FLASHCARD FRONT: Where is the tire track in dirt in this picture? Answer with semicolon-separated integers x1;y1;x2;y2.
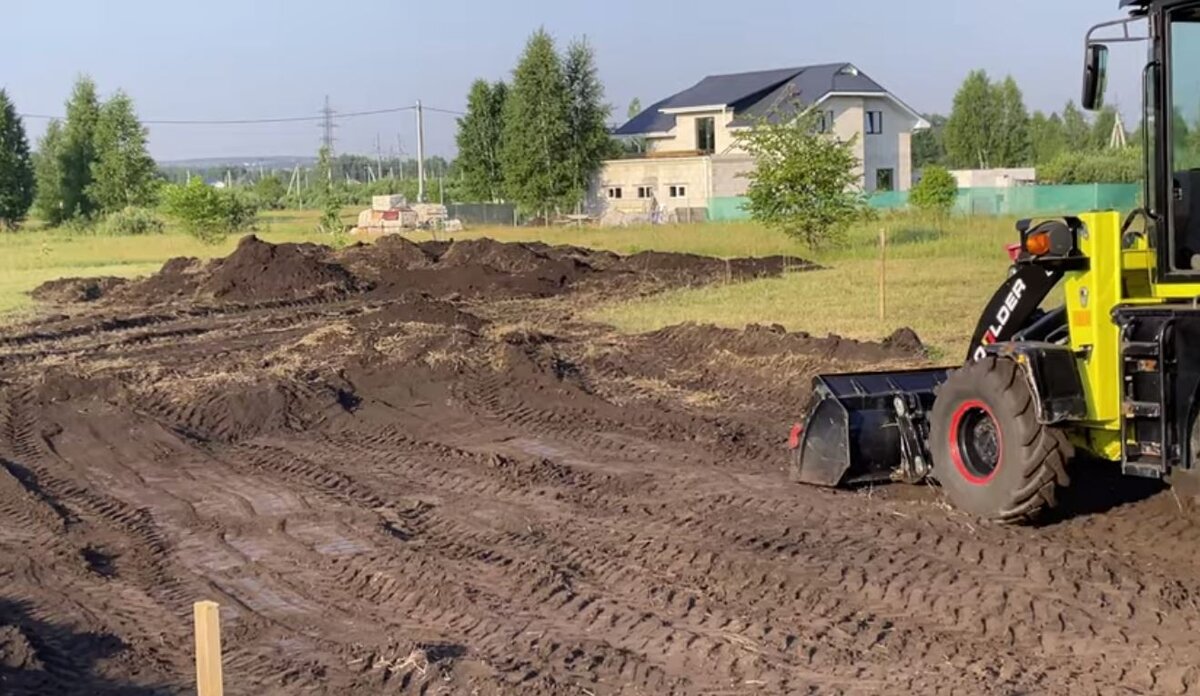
7;236;1200;694
211;429;1030;692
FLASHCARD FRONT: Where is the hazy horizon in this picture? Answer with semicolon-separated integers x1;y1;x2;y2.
6;0;1148;162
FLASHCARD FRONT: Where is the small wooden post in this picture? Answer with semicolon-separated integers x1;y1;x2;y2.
878;228;888;321
194;601;224;696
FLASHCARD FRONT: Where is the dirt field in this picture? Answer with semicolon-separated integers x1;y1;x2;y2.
2;235;1199;695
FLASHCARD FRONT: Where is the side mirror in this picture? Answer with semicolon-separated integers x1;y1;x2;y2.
1082;43;1110;110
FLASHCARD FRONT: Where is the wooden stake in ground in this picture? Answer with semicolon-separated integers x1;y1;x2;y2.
194;601;224;696
878;228;887;321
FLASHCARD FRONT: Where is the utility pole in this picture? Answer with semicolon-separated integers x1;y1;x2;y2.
375;133;384;182
416;100;426;203
396;135;405;180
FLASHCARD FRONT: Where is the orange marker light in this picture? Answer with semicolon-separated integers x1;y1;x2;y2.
1025;231;1052;256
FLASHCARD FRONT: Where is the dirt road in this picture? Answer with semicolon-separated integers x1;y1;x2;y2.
2;236;1199;695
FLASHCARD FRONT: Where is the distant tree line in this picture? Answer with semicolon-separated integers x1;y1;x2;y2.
913;70;1142;184
454;28;616;215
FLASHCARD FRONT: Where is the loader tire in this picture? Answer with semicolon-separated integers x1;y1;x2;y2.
930;356;1073;523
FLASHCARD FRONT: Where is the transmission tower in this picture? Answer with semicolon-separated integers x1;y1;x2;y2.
319;95;337;154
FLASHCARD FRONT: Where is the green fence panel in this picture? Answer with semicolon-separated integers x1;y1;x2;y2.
713;184;1140;222
954;184;1140;216
708;196;751;221
869;191;908;209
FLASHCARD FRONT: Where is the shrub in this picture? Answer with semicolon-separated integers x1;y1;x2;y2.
1039;148;1142;184
737;109;869;248
910;166;959;213
160;178;258;244
252;174;287;210
98;206;165;236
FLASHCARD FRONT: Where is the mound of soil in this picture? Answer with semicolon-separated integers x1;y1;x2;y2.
36;236;818;311
337;235;433;282
199;236;362;302
525;242;623;269
351;298;485;332
437;239;559;275
639;322;926;363
613;251;818;280
30;276;128;304
881;327;927;356
370;265;573;301
114;256;207;304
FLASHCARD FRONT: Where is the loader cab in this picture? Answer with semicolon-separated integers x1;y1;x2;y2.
1089;0;1200;280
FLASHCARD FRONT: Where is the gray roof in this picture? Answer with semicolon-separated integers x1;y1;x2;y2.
615;63;889;136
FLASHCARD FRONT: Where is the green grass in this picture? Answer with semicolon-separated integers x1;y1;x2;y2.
1;209;1022;358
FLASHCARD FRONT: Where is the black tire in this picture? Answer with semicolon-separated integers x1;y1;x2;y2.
930;356;1073;523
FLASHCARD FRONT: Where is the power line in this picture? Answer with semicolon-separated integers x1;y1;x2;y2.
422;105;465;116
16;104;449;125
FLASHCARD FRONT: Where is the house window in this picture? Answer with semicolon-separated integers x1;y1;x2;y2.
817;110;836;133
866;111;884;135
696;117;716;154
606;187;623;199
669;185;687;199
636;186;654;199
875;168;895;192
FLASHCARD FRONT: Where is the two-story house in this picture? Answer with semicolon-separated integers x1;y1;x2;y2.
595;63;928;221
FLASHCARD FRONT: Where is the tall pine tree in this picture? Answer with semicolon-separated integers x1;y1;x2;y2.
945;70;1000;168
912;113;947;168
1062;101;1092;152
455;79;508;202
33;121;66;224
1029;111;1068;164
625;98;647;154
563;37;613;207
1090;106;1119;150
502;28;571;215
995;77;1031;167
60;76;102;219
0;90;35;229
89;91;157;212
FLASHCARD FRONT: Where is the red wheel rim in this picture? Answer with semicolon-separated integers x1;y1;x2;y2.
948;400;1002;485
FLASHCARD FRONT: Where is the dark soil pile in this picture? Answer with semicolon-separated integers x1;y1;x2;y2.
638;322;926;363
350;298;486;332
113;256;207;303
527;242;623;269
612;251;818;280
37;235;819;309
881;327;928;356
109;237;364;307
198;236;362;302
369;265;574;300
337;235;433;282
436;238;567;275
30;276;128;304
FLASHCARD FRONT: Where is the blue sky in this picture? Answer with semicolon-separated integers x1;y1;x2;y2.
4;0;1147;161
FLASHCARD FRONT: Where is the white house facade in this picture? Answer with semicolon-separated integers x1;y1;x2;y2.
593;63;928;222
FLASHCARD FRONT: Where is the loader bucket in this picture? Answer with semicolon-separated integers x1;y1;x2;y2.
790;368;951;487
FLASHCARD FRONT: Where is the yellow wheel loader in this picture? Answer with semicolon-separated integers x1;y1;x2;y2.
790;0;1200;522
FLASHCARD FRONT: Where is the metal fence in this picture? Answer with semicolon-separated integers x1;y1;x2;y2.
446;203;518;226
